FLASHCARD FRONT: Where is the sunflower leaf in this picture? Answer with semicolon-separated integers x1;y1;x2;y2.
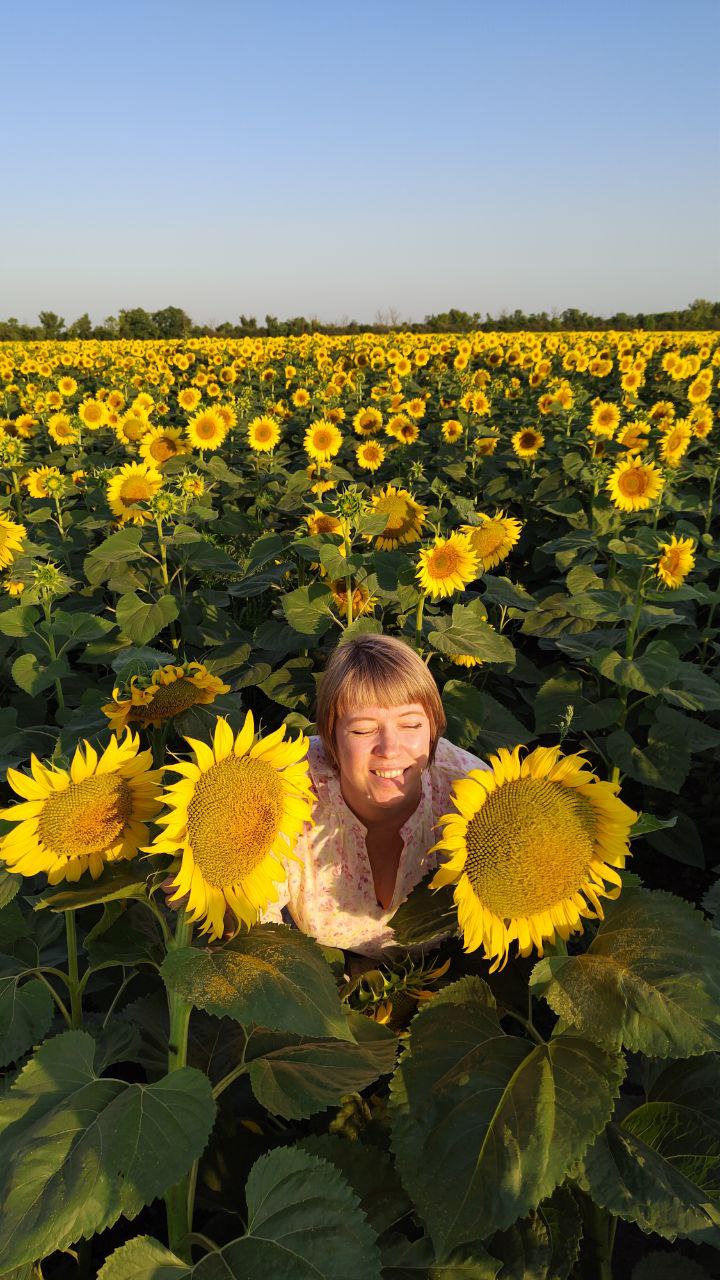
0;967;54;1069
389;977;623;1257
387;869;459;946
83;527;146;588
578;1055;720;1243
530;888;720;1057
161;925;355;1041
115;592;179;645
428;607;516;665
245;1013;397;1119
0;1030;216;1271
281;582;335;637
33;864;150;911
442;680;533;754
101;1147;383;1279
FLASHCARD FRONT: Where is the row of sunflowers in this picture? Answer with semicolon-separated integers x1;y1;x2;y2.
0;330;718;1278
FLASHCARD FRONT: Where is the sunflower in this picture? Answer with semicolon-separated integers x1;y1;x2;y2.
441;420;463;443
151;713;314;939
140;426;189;468
353;407;383;437
304;419;342;463
689;406;713;439
589;402;621;438
659;420;692;468
0;513;26;569
102;662;230;734
329;579;376;617
57;376;77;397
460;511;522;571
356;440;385;471
305;509;342;536
416;533;479;599
115;411;150;446
0;731;163;884
24;466;64;499
248;415;281;453
617;420;650;454
3;577;26;596
177;387;202;412
606;455;664;512
655;533;696;589
370;484;427;551
78;398;108;430
511;427;544;458
107;462;164;525
186;406;229;451
474;435;499;457
47;413;78;446
430;744;636;970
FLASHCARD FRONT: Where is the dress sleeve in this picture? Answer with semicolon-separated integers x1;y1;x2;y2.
436;737;491;777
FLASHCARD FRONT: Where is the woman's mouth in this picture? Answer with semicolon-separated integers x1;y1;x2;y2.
371;767;408;780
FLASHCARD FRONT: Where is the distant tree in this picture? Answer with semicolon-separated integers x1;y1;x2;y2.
152;306;191;338
67;313;93;338
38;311;66;340
118;308;157;339
239;314;258;331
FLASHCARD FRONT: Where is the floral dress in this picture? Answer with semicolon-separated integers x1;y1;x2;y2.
262;735;489;957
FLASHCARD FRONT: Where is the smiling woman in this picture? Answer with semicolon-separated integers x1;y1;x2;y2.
262;634;489;957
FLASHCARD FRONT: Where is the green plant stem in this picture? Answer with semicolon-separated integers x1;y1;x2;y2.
582;1195;615;1280
43;599;65;710
164;911;195;1262
498;1006;545;1046
415;591;426;651
705;463;718;534
65;910;83;1029
610;567;647;786
342;518;353;627
35;970;72;1027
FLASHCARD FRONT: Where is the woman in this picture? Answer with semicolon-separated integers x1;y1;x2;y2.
262;633;489;957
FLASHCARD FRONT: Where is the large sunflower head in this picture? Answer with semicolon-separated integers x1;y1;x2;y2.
353;407;383;437
139;426;189;468
356;440;385;471
0;512;27;570
430;745;637;971
655;533;696;589
659;421;692;468
606;455;664;512
304;419;343;463
589;402;621;438
186;407;229;452
460;511;522;571
0;731;163;884
24;466;63;499
511;427;544;458
370;484;427;551
416;533;479;600
115;411;151;446
107;462;164;525
151;713;314;939
102;662;231;735
47;413;78;446
247;415;281;453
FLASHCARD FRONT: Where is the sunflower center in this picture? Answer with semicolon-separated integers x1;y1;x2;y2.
661;548;681;574
39;775;133;858
123;418;146;441
520;431;538;448
472;524;505;557
131;678;203;721
196;418;219;439
187;756;285;886
150;437;177;461
619;468;646;496
255;424;273;441
314;430;333;449
120;479;152;504
428;546;461;577
464;777;597;917
377;496;415;533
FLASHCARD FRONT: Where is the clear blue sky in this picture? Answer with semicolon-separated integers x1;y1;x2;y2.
4;0;719;325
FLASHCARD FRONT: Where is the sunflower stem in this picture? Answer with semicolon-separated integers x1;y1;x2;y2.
609;567;646;787
705;463;718;535
415;591;426;652
164;910;195;1260
64;910;83;1030
581;1193;615;1280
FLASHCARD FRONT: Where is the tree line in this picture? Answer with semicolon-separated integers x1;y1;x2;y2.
1;299;718;342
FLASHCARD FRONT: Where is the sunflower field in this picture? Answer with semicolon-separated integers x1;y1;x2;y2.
0;330;719;1279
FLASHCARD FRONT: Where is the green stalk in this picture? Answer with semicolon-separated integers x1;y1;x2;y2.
164;912;194;1262
610;567;647;786
415;591;426;652
43;599;65;710
706;463;718;535
65;910;83;1029
342;518;354;627
581;1194;616;1280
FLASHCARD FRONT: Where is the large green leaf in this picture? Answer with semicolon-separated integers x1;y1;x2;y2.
389;977;623;1258
33;863;150;911
116;593;179;645
0;1030;216;1270
0;606;40;638
99;1147;383;1279
281;583;335;636
530;889;720;1057
11;653;69;696
605;726;690;793
84;527;146;587
428;602;516;665
298;1134;411;1235
387;869;459;946
579;1055;720;1242
442;681;533;755
0;964;54;1067
381;1234;501;1278
161;925;353;1041
488;1184;582;1280
245;1012;397;1118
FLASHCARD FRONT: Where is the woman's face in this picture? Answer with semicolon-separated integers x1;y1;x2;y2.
334;702;432;824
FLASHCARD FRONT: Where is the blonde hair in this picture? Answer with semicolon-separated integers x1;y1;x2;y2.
316;634;446;772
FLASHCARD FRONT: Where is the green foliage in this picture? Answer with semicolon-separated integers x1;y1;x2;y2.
389;977;624;1258
531;889;720;1057
0;1031;216;1271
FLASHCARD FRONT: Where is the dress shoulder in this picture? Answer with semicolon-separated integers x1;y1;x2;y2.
433;736;490;778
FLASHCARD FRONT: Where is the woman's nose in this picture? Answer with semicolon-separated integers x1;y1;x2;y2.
375;729;401;756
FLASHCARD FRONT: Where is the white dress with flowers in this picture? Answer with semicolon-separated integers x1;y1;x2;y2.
261;735;489;957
